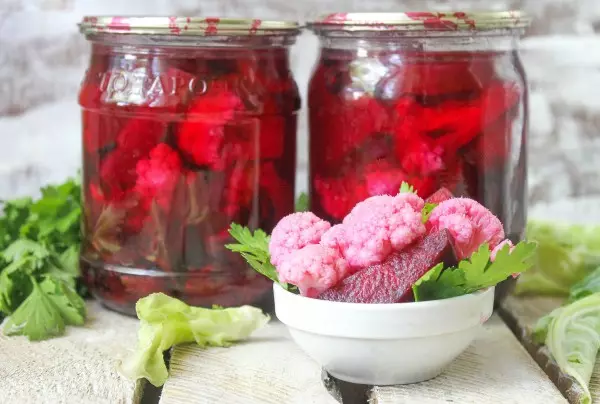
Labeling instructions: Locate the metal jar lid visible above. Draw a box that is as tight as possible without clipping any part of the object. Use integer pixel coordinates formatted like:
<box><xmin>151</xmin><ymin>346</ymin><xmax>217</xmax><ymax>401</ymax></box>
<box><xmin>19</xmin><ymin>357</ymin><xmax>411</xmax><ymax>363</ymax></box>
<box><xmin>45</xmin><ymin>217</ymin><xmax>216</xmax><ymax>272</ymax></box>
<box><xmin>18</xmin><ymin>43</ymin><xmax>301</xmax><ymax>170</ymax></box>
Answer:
<box><xmin>308</xmin><ymin>11</ymin><xmax>531</xmax><ymax>32</ymax></box>
<box><xmin>79</xmin><ymin>16</ymin><xmax>300</xmax><ymax>37</ymax></box>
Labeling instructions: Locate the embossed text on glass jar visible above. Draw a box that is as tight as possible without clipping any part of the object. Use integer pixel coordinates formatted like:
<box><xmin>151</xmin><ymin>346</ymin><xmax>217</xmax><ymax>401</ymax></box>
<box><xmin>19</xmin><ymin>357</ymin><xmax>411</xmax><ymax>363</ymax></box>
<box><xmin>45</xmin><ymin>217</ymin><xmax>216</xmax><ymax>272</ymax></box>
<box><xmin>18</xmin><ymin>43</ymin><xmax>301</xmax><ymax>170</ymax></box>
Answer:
<box><xmin>78</xmin><ymin>17</ymin><xmax>301</xmax><ymax>315</ymax></box>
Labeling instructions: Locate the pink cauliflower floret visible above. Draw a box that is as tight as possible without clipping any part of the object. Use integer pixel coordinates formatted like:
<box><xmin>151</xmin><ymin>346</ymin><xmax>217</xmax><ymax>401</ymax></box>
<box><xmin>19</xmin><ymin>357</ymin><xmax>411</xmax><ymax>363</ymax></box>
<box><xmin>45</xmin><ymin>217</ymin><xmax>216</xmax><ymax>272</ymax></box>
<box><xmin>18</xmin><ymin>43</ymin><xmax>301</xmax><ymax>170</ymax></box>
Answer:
<box><xmin>277</xmin><ymin>244</ymin><xmax>349</xmax><ymax>297</ymax></box>
<box><xmin>134</xmin><ymin>143</ymin><xmax>182</xmax><ymax>210</ymax></box>
<box><xmin>320</xmin><ymin>224</ymin><xmax>346</xmax><ymax>252</ymax></box>
<box><xmin>321</xmin><ymin>193</ymin><xmax>426</xmax><ymax>269</ymax></box>
<box><xmin>428</xmin><ymin>198</ymin><xmax>505</xmax><ymax>260</ymax></box>
<box><xmin>269</xmin><ymin>212</ymin><xmax>331</xmax><ymax>267</ymax></box>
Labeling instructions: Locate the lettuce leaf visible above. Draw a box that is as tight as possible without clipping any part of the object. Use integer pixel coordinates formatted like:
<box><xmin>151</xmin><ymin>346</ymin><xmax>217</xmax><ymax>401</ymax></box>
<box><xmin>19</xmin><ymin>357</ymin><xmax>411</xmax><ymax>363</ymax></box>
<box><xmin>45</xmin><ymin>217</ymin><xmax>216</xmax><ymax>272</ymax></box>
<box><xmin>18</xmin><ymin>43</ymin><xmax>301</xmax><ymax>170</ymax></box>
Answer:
<box><xmin>568</xmin><ymin>266</ymin><xmax>600</xmax><ymax>304</ymax></box>
<box><xmin>118</xmin><ymin>293</ymin><xmax>270</xmax><ymax>387</ymax></box>
<box><xmin>532</xmin><ymin>306</ymin><xmax>562</xmax><ymax>345</ymax></box>
<box><xmin>533</xmin><ymin>267</ymin><xmax>600</xmax><ymax>343</ymax></box>
<box><xmin>532</xmin><ymin>266</ymin><xmax>600</xmax><ymax>403</ymax></box>
<box><xmin>515</xmin><ymin>220</ymin><xmax>600</xmax><ymax>296</ymax></box>
<box><xmin>544</xmin><ymin>293</ymin><xmax>600</xmax><ymax>404</ymax></box>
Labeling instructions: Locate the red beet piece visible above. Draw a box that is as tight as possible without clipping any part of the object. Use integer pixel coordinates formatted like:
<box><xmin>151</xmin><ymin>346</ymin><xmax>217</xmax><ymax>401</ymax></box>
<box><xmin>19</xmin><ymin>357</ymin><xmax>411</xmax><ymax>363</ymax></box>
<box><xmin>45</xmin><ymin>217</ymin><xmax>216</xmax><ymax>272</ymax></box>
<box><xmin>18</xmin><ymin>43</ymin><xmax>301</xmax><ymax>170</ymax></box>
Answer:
<box><xmin>426</xmin><ymin>187</ymin><xmax>454</xmax><ymax>204</ymax></box>
<box><xmin>318</xmin><ymin>230</ymin><xmax>458</xmax><ymax>303</ymax></box>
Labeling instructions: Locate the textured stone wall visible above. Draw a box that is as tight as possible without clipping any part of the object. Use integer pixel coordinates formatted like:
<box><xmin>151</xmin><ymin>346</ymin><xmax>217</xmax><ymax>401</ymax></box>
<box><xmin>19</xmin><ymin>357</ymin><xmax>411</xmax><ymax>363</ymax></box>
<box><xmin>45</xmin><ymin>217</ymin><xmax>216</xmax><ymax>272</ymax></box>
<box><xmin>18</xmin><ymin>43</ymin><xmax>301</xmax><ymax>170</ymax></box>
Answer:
<box><xmin>1</xmin><ymin>0</ymin><xmax>599</xmax><ymax>205</ymax></box>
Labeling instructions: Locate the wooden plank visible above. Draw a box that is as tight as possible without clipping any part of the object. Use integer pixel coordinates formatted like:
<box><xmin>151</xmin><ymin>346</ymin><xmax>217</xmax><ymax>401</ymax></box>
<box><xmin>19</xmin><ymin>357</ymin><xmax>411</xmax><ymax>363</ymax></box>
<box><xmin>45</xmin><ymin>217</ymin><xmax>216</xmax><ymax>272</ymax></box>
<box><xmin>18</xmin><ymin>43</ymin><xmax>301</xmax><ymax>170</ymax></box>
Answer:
<box><xmin>160</xmin><ymin>320</ymin><xmax>337</xmax><ymax>404</ymax></box>
<box><xmin>0</xmin><ymin>301</ymin><xmax>142</xmax><ymax>404</ymax></box>
<box><xmin>500</xmin><ymin>295</ymin><xmax>600</xmax><ymax>404</ymax></box>
<box><xmin>371</xmin><ymin>314</ymin><xmax>566</xmax><ymax>404</ymax></box>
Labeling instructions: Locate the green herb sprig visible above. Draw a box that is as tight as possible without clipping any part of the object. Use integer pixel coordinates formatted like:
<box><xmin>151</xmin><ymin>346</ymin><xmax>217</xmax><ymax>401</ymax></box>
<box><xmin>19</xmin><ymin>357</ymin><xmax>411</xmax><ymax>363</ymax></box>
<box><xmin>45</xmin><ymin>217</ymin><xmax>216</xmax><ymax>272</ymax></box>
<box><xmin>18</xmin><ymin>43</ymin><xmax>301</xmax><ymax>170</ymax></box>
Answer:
<box><xmin>0</xmin><ymin>178</ymin><xmax>85</xmax><ymax>340</ymax></box>
<box><xmin>225</xmin><ymin>223</ymin><xmax>297</xmax><ymax>292</ymax></box>
<box><xmin>413</xmin><ymin>241</ymin><xmax>537</xmax><ymax>301</ymax></box>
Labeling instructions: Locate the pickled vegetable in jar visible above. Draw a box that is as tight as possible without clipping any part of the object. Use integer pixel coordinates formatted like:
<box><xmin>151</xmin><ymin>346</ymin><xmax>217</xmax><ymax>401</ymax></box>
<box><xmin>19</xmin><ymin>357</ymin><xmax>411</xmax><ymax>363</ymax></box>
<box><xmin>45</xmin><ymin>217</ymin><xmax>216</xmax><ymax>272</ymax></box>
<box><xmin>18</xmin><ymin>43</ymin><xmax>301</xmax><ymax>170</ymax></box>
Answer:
<box><xmin>307</xmin><ymin>12</ymin><xmax>531</xmax><ymax>302</ymax></box>
<box><xmin>78</xmin><ymin>16</ymin><xmax>300</xmax><ymax>315</ymax></box>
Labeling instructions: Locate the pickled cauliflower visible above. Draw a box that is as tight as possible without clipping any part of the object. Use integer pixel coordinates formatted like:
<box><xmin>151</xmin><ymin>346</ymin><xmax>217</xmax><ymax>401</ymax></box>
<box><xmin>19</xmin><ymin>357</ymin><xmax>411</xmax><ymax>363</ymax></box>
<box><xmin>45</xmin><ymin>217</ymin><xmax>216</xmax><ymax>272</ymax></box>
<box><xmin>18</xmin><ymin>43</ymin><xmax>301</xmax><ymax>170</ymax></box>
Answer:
<box><xmin>268</xmin><ymin>212</ymin><xmax>331</xmax><ymax>267</ymax></box>
<box><xmin>321</xmin><ymin>193</ymin><xmax>426</xmax><ymax>268</ymax></box>
<box><xmin>134</xmin><ymin>143</ymin><xmax>182</xmax><ymax>210</ymax></box>
<box><xmin>427</xmin><ymin>198</ymin><xmax>504</xmax><ymax>260</ymax></box>
<box><xmin>277</xmin><ymin>244</ymin><xmax>349</xmax><ymax>297</ymax></box>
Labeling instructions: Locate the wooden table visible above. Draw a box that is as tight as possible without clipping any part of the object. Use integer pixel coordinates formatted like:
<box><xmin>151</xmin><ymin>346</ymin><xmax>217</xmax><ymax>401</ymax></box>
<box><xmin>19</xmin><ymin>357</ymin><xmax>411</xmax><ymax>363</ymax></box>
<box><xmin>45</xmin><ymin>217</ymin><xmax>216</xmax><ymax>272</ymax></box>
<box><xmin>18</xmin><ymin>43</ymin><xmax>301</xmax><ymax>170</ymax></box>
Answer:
<box><xmin>0</xmin><ymin>296</ymin><xmax>585</xmax><ymax>404</ymax></box>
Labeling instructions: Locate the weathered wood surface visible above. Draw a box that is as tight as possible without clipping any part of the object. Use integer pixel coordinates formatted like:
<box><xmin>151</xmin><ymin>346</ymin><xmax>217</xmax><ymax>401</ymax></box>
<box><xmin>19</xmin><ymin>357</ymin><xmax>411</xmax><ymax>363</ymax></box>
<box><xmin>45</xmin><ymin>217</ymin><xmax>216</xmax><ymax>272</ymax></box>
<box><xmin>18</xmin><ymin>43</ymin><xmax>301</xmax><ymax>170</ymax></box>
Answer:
<box><xmin>0</xmin><ymin>300</ymin><xmax>574</xmax><ymax>404</ymax></box>
<box><xmin>160</xmin><ymin>320</ymin><xmax>337</xmax><ymax>404</ymax></box>
<box><xmin>0</xmin><ymin>301</ymin><xmax>142</xmax><ymax>404</ymax></box>
<box><xmin>162</xmin><ymin>314</ymin><xmax>565</xmax><ymax>404</ymax></box>
<box><xmin>371</xmin><ymin>314</ymin><xmax>567</xmax><ymax>404</ymax></box>
<box><xmin>501</xmin><ymin>295</ymin><xmax>600</xmax><ymax>404</ymax></box>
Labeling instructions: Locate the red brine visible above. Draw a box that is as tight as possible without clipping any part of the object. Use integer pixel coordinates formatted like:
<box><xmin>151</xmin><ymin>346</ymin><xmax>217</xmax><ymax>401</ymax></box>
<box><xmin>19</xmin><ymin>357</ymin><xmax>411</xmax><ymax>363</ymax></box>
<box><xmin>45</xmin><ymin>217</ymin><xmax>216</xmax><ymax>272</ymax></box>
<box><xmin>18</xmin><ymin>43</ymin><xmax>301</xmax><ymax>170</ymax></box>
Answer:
<box><xmin>308</xmin><ymin>48</ymin><xmax>528</xmax><ymax>246</ymax></box>
<box><xmin>79</xmin><ymin>19</ymin><xmax>300</xmax><ymax>315</ymax></box>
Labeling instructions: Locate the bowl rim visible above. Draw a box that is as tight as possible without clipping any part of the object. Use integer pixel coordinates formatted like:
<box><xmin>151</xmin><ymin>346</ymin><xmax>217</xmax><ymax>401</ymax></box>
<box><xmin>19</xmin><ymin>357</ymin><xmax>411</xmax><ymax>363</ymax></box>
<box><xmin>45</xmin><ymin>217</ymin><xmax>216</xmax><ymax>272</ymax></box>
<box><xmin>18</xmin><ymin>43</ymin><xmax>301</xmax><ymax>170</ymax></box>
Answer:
<box><xmin>273</xmin><ymin>282</ymin><xmax>491</xmax><ymax>309</ymax></box>
<box><xmin>273</xmin><ymin>283</ymin><xmax>495</xmax><ymax>338</ymax></box>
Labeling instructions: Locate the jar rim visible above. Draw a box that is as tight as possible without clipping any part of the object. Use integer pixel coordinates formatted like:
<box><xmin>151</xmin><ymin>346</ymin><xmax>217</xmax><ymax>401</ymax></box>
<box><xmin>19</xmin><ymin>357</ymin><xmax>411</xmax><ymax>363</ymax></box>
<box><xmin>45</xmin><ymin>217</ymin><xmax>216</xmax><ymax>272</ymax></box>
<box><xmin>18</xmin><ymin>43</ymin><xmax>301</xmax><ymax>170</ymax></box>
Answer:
<box><xmin>308</xmin><ymin>11</ymin><xmax>531</xmax><ymax>32</ymax></box>
<box><xmin>79</xmin><ymin>16</ymin><xmax>301</xmax><ymax>37</ymax></box>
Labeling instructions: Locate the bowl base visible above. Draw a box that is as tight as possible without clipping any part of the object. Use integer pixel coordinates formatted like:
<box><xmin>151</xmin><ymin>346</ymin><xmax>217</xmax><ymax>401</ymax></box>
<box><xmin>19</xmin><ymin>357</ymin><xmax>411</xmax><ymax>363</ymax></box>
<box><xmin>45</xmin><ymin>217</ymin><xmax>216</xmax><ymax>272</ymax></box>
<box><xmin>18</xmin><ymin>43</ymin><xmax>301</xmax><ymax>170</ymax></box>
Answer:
<box><xmin>326</xmin><ymin>367</ymin><xmax>443</xmax><ymax>386</ymax></box>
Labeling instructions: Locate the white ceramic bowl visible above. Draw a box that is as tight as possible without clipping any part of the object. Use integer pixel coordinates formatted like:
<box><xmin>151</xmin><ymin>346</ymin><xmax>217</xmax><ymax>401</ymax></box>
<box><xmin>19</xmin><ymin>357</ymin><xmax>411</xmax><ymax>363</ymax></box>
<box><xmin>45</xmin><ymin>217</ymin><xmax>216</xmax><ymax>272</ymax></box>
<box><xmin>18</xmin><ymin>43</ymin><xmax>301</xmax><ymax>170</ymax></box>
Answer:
<box><xmin>274</xmin><ymin>284</ymin><xmax>494</xmax><ymax>385</ymax></box>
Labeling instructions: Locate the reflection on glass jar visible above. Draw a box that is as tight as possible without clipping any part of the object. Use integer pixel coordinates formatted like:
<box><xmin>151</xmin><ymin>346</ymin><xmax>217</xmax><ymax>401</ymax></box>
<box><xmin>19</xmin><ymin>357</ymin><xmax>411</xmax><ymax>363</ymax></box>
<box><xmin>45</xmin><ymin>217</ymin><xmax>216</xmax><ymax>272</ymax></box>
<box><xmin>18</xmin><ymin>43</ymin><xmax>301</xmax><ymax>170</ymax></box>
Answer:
<box><xmin>307</xmin><ymin>12</ymin><xmax>530</xmax><ymax>301</ymax></box>
<box><xmin>78</xmin><ymin>17</ymin><xmax>301</xmax><ymax>315</ymax></box>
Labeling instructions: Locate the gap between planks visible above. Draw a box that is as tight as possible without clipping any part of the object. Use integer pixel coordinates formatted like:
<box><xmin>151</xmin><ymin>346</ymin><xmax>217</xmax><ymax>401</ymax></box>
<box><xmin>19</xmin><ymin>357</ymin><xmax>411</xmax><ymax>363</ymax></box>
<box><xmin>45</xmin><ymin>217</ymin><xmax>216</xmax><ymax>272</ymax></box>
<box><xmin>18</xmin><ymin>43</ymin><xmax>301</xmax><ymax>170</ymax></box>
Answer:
<box><xmin>160</xmin><ymin>314</ymin><xmax>565</xmax><ymax>404</ymax></box>
<box><xmin>370</xmin><ymin>314</ymin><xmax>566</xmax><ymax>404</ymax></box>
<box><xmin>159</xmin><ymin>320</ymin><xmax>337</xmax><ymax>404</ymax></box>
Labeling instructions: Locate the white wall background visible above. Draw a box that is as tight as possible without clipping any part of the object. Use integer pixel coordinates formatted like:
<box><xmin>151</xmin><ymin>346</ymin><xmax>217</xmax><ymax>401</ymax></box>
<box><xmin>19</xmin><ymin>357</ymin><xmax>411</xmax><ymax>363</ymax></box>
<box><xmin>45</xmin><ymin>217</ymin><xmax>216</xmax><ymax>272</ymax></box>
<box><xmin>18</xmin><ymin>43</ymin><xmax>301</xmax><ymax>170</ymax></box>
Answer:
<box><xmin>1</xmin><ymin>0</ymin><xmax>599</xmax><ymax>203</ymax></box>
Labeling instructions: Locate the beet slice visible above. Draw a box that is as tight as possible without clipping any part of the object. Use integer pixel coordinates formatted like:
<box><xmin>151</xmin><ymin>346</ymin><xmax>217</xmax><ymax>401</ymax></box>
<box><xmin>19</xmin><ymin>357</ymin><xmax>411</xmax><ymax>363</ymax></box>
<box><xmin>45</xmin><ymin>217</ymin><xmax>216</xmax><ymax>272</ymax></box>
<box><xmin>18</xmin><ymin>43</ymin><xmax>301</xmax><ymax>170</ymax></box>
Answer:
<box><xmin>425</xmin><ymin>187</ymin><xmax>454</xmax><ymax>204</ymax></box>
<box><xmin>317</xmin><ymin>230</ymin><xmax>458</xmax><ymax>303</ymax></box>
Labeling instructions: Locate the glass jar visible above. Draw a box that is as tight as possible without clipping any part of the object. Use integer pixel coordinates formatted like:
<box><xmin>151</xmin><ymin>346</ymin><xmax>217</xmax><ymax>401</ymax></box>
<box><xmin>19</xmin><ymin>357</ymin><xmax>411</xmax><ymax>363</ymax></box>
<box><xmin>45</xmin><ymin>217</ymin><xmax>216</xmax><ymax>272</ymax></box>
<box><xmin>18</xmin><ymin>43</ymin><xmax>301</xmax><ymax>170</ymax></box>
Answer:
<box><xmin>78</xmin><ymin>17</ymin><xmax>300</xmax><ymax>315</ymax></box>
<box><xmin>307</xmin><ymin>12</ymin><xmax>530</xmax><ymax>301</ymax></box>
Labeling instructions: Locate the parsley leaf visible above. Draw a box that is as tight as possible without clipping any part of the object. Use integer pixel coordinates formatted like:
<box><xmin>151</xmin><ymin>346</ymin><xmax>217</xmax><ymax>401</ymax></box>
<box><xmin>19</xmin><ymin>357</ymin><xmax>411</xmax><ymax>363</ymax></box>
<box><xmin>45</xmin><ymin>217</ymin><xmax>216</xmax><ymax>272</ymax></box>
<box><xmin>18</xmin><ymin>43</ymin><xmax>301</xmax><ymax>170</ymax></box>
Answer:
<box><xmin>1</xmin><ymin>274</ymin><xmax>85</xmax><ymax>340</ymax></box>
<box><xmin>460</xmin><ymin>242</ymin><xmax>537</xmax><ymax>293</ymax></box>
<box><xmin>397</xmin><ymin>182</ymin><xmax>435</xmax><ymax>222</ymax></box>
<box><xmin>20</xmin><ymin>178</ymin><xmax>81</xmax><ymax>252</ymax></box>
<box><xmin>40</xmin><ymin>277</ymin><xmax>86</xmax><ymax>326</ymax></box>
<box><xmin>3</xmin><ymin>278</ymin><xmax>66</xmax><ymax>341</ymax></box>
<box><xmin>89</xmin><ymin>204</ymin><xmax>127</xmax><ymax>254</ymax></box>
<box><xmin>422</xmin><ymin>202</ymin><xmax>437</xmax><ymax>223</ymax></box>
<box><xmin>413</xmin><ymin>241</ymin><xmax>537</xmax><ymax>301</ymax></box>
<box><xmin>399</xmin><ymin>182</ymin><xmax>416</xmax><ymax>194</ymax></box>
<box><xmin>0</xmin><ymin>198</ymin><xmax>32</xmax><ymax>251</ymax></box>
<box><xmin>55</xmin><ymin>245</ymin><xmax>80</xmax><ymax>279</ymax></box>
<box><xmin>225</xmin><ymin>223</ymin><xmax>297</xmax><ymax>292</ymax></box>
<box><xmin>3</xmin><ymin>239</ymin><xmax>50</xmax><ymax>264</ymax></box>
<box><xmin>0</xmin><ymin>176</ymin><xmax>85</xmax><ymax>339</ymax></box>
<box><xmin>295</xmin><ymin>193</ymin><xmax>309</xmax><ymax>212</ymax></box>
<box><xmin>412</xmin><ymin>263</ymin><xmax>466</xmax><ymax>301</ymax></box>
<box><xmin>0</xmin><ymin>260</ymin><xmax>34</xmax><ymax>314</ymax></box>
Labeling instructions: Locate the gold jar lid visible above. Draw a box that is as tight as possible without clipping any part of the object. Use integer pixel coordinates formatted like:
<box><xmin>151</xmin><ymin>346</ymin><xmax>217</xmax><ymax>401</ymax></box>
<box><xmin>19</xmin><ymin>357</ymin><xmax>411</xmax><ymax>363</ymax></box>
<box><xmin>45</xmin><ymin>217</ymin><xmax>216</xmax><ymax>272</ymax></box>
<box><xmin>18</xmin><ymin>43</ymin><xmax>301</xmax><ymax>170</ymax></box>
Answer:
<box><xmin>308</xmin><ymin>11</ymin><xmax>531</xmax><ymax>32</ymax></box>
<box><xmin>79</xmin><ymin>16</ymin><xmax>300</xmax><ymax>36</ymax></box>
